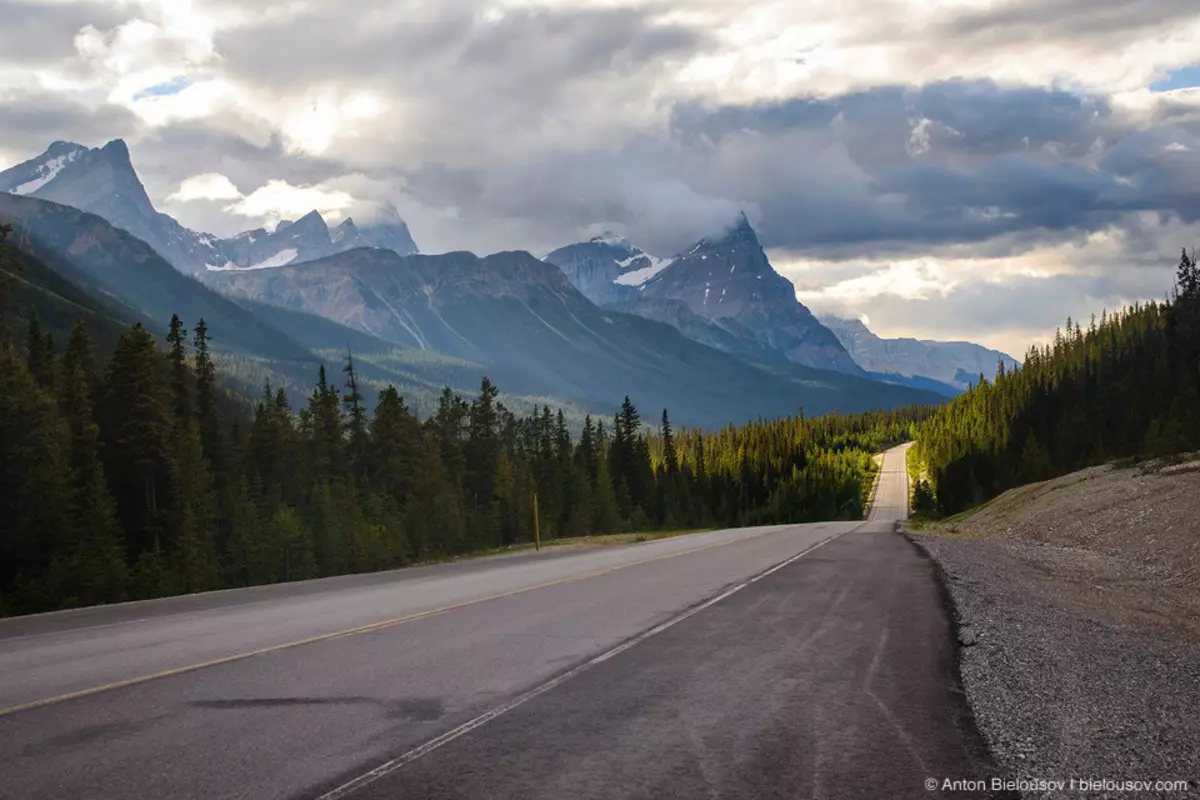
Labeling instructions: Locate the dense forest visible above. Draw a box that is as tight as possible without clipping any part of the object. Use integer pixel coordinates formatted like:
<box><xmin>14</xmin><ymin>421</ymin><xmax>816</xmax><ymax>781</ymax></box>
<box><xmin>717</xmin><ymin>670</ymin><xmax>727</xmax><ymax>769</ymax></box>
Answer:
<box><xmin>912</xmin><ymin>250</ymin><xmax>1200</xmax><ymax>516</ymax></box>
<box><xmin>0</xmin><ymin>222</ymin><xmax>928</xmax><ymax>616</ymax></box>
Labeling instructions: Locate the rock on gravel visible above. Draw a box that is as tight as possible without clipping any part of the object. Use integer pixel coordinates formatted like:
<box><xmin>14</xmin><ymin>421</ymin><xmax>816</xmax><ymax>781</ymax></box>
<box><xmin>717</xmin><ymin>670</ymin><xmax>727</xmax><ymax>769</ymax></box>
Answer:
<box><xmin>909</xmin><ymin>458</ymin><xmax>1200</xmax><ymax>799</ymax></box>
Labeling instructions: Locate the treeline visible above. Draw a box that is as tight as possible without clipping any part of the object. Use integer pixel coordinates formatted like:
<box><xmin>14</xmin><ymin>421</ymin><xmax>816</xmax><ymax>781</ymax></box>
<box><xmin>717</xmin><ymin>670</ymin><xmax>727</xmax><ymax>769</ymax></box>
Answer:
<box><xmin>912</xmin><ymin>250</ymin><xmax>1200</xmax><ymax>516</ymax></box>
<box><xmin>0</xmin><ymin>226</ymin><xmax>930</xmax><ymax>615</ymax></box>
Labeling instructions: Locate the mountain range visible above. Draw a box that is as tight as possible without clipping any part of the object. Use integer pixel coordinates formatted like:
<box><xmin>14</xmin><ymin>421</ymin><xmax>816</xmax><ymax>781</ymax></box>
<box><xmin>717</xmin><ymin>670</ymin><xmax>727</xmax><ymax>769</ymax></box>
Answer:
<box><xmin>1</xmin><ymin>136</ymin><xmax>1015</xmax><ymax>426</ymax></box>
<box><xmin>0</xmin><ymin>140</ymin><xmax>417</xmax><ymax>276</ymax></box>
<box><xmin>819</xmin><ymin>316</ymin><xmax>1019</xmax><ymax>392</ymax></box>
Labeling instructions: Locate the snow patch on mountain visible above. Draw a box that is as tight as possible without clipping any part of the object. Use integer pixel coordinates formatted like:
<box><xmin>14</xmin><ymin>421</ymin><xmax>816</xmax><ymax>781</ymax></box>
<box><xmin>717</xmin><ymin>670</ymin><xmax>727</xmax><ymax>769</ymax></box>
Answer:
<box><xmin>11</xmin><ymin>152</ymin><xmax>81</xmax><ymax>195</ymax></box>
<box><xmin>614</xmin><ymin>256</ymin><xmax>673</xmax><ymax>286</ymax></box>
<box><xmin>248</xmin><ymin>248</ymin><xmax>299</xmax><ymax>269</ymax></box>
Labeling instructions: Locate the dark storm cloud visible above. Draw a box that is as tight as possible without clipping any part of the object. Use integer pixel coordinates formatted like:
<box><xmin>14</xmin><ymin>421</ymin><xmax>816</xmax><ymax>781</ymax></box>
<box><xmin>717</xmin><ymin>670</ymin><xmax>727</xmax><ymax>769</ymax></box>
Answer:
<box><xmin>0</xmin><ymin>91</ymin><xmax>140</xmax><ymax>153</ymax></box>
<box><xmin>672</xmin><ymin>81</ymin><xmax>1115</xmax><ymax>162</ymax></box>
<box><xmin>651</xmin><ymin>80</ymin><xmax>1200</xmax><ymax>260</ymax></box>
<box><xmin>0</xmin><ymin>0</ymin><xmax>125</xmax><ymax>63</ymax></box>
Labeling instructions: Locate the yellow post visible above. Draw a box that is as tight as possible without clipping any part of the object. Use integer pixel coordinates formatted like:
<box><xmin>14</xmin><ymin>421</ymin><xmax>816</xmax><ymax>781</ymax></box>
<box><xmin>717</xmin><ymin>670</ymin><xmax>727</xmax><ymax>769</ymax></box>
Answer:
<box><xmin>533</xmin><ymin>492</ymin><xmax>541</xmax><ymax>551</ymax></box>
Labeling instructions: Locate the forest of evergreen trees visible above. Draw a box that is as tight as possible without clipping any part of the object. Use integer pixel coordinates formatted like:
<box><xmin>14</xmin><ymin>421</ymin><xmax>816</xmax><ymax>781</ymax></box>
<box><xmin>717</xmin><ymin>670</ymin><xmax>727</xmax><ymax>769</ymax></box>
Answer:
<box><xmin>912</xmin><ymin>250</ymin><xmax>1200</xmax><ymax>516</ymax></box>
<box><xmin>0</xmin><ymin>222</ymin><xmax>929</xmax><ymax>616</ymax></box>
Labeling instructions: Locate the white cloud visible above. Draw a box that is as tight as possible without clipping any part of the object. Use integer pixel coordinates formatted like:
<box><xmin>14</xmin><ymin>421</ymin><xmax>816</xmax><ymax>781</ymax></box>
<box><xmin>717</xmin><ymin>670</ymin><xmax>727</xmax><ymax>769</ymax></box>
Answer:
<box><xmin>167</xmin><ymin>172</ymin><xmax>242</xmax><ymax>202</ymax></box>
<box><xmin>223</xmin><ymin>178</ymin><xmax>356</xmax><ymax>222</ymax></box>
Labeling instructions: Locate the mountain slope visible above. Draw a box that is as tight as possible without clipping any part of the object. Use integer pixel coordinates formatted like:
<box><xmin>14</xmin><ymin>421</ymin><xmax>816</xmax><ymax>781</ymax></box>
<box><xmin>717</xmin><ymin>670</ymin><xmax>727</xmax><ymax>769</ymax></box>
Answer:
<box><xmin>1</xmin><ymin>224</ymin><xmax>146</xmax><ymax>355</ymax></box>
<box><xmin>202</xmin><ymin>246</ymin><xmax>942</xmax><ymax>426</ymax></box>
<box><xmin>820</xmin><ymin>316</ymin><xmax>1019</xmax><ymax>391</ymax></box>
<box><xmin>0</xmin><ymin>192</ymin><xmax>314</xmax><ymax>361</ymax></box>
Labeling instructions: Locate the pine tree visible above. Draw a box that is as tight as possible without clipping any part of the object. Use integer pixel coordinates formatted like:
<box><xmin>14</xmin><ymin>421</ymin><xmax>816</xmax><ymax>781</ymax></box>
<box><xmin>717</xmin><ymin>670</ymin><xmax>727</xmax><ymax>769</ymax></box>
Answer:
<box><xmin>59</xmin><ymin>321</ymin><xmax>127</xmax><ymax>605</ymax></box>
<box><xmin>0</xmin><ymin>335</ymin><xmax>75</xmax><ymax>612</ymax></box>
<box><xmin>465</xmin><ymin>377</ymin><xmax>500</xmax><ymax>503</ymax></box>
<box><xmin>25</xmin><ymin>307</ymin><xmax>55</xmax><ymax>389</ymax></box>
<box><xmin>102</xmin><ymin>323</ymin><xmax>172</xmax><ymax>560</ymax></box>
<box><xmin>192</xmin><ymin>318</ymin><xmax>223</xmax><ymax>471</ymax></box>
<box><xmin>170</xmin><ymin>421</ymin><xmax>219</xmax><ymax>593</ymax></box>
<box><xmin>342</xmin><ymin>350</ymin><xmax>368</xmax><ymax>473</ymax></box>
<box><xmin>367</xmin><ymin>386</ymin><xmax>419</xmax><ymax>500</ymax></box>
<box><xmin>166</xmin><ymin>314</ymin><xmax>191</xmax><ymax>427</ymax></box>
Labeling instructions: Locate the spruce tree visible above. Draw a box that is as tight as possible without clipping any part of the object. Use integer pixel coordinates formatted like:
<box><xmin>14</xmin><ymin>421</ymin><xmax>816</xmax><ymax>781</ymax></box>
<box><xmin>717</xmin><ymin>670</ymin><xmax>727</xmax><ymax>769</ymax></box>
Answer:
<box><xmin>166</xmin><ymin>314</ymin><xmax>191</xmax><ymax>427</ymax></box>
<box><xmin>102</xmin><ymin>323</ymin><xmax>172</xmax><ymax>560</ymax></box>
<box><xmin>342</xmin><ymin>350</ymin><xmax>368</xmax><ymax>472</ymax></box>
<box><xmin>25</xmin><ymin>307</ymin><xmax>55</xmax><ymax>389</ymax></box>
<box><xmin>192</xmin><ymin>318</ymin><xmax>223</xmax><ymax>470</ymax></box>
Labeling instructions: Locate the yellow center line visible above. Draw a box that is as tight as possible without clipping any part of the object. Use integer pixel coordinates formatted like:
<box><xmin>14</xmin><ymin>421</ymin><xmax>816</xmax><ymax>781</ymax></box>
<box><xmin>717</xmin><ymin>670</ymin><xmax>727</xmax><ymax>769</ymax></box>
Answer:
<box><xmin>0</xmin><ymin>525</ymin><xmax>801</xmax><ymax>718</ymax></box>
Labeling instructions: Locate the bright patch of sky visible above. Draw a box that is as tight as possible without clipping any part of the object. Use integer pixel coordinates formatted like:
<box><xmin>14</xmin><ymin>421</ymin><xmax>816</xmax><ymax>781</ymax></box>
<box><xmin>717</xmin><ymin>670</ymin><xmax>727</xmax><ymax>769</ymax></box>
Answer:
<box><xmin>133</xmin><ymin>74</ymin><xmax>195</xmax><ymax>99</ymax></box>
<box><xmin>1150</xmin><ymin>65</ymin><xmax>1200</xmax><ymax>92</ymax></box>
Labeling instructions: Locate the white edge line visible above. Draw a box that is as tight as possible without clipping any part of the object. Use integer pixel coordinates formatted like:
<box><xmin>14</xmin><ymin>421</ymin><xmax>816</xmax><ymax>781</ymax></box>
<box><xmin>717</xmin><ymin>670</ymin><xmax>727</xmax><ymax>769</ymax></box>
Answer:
<box><xmin>315</xmin><ymin>526</ymin><xmax>856</xmax><ymax>800</ymax></box>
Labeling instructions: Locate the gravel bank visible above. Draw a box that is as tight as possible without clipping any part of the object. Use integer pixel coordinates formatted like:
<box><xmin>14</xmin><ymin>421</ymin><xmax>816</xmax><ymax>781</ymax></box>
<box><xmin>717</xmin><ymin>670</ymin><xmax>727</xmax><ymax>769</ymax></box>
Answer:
<box><xmin>909</xmin><ymin>458</ymin><xmax>1200</xmax><ymax>799</ymax></box>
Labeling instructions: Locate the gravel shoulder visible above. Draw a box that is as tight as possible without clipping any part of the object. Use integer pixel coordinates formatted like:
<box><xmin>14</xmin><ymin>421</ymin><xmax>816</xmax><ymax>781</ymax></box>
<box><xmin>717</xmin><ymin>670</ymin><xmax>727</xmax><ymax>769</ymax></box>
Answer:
<box><xmin>908</xmin><ymin>457</ymin><xmax>1200</xmax><ymax>799</ymax></box>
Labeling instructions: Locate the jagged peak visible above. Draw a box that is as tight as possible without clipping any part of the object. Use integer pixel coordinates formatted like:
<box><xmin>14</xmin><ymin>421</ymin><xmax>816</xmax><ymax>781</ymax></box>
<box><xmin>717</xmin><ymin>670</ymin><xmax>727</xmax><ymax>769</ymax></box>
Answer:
<box><xmin>288</xmin><ymin>209</ymin><xmax>330</xmax><ymax>236</ymax></box>
<box><xmin>99</xmin><ymin>138</ymin><xmax>132</xmax><ymax>163</ymax></box>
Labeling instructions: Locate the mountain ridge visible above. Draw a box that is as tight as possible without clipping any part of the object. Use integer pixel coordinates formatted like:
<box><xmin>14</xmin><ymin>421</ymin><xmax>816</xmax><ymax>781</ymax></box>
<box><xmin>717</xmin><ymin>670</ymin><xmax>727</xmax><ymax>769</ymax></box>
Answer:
<box><xmin>819</xmin><ymin>315</ymin><xmax>1020</xmax><ymax>391</ymax></box>
<box><xmin>200</xmin><ymin>245</ymin><xmax>943</xmax><ymax>426</ymax></box>
<box><xmin>0</xmin><ymin>139</ymin><xmax>419</xmax><ymax>275</ymax></box>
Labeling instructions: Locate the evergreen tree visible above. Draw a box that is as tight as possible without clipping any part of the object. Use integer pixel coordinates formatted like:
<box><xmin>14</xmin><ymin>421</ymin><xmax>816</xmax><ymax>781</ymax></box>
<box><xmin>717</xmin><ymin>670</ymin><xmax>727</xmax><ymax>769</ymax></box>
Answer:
<box><xmin>25</xmin><ymin>307</ymin><xmax>55</xmax><ymax>389</ymax></box>
<box><xmin>170</xmin><ymin>421</ymin><xmax>219</xmax><ymax>593</ymax></box>
<box><xmin>59</xmin><ymin>321</ymin><xmax>127</xmax><ymax>605</ymax></box>
<box><xmin>166</xmin><ymin>314</ymin><xmax>191</xmax><ymax>427</ymax></box>
<box><xmin>465</xmin><ymin>377</ymin><xmax>500</xmax><ymax>503</ymax></box>
<box><xmin>101</xmin><ymin>323</ymin><xmax>172</xmax><ymax>560</ymax></box>
<box><xmin>342</xmin><ymin>350</ymin><xmax>368</xmax><ymax>472</ymax></box>
<box><xmin>192</xmin><ymin>318</ymin><xmax>223</xmax><ymax>470</ymax></box>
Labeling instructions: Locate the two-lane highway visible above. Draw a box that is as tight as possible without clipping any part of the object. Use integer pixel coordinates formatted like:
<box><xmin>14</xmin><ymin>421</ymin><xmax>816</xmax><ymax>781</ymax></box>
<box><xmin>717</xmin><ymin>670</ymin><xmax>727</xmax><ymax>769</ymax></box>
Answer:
<box><xmin>0</xmin><ymin>444</ymin><xmax>1002</xmax><ymax>799</ymax></box>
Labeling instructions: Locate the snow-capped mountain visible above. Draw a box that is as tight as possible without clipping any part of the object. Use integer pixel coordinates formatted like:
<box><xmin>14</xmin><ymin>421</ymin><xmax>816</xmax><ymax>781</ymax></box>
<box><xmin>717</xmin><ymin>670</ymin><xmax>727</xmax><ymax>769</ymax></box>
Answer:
<box><xmin>541</xmin><ymin>233</ymin><xmax>672</xmax><ymax>306</ymax></box>
<box><xmin>0</xmin><ymin>139</ymin><xmax>229</xmax><ymax>275</ymax></box>
<box><xmin>819</xmin><ymin>315</ymin><xmax>1020</xmax><ymax>391</ymax></box>
<box><xmin>546</xmin><ymin>214</ymin><xmax>860</xmax><ymax>374</ymax></box>
<box><xmin>0</xmin><ymin>141</ymin><xmax>89</xmax><ymax>195</ymax></box>
<box><xmin>0</xmin><ymin>140</ymin><xmax>420</xmax><ymax>275</ymax></box>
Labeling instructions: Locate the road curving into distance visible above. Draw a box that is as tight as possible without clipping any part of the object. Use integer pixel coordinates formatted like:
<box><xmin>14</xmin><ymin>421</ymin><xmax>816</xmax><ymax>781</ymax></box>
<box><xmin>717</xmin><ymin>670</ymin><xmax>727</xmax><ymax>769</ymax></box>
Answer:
<box><xmin>0</xmin><ymin>443</ymin><xmax>1004</xmax><ymax>799</ymax></box>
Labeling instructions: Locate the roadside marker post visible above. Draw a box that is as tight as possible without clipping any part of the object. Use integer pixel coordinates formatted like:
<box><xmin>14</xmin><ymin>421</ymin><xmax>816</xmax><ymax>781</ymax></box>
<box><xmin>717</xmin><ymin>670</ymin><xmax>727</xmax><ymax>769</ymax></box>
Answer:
<box><xmin>533</xmin><ymin>492</ymin><xmax>541</xmax><ymax>551</ymax></box>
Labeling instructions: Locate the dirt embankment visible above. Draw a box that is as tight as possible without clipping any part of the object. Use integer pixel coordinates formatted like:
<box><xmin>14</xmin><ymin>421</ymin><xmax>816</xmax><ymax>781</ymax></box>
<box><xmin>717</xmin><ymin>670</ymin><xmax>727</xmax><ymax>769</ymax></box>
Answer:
<box><xmin>910</xmin><ymin>457</ymin><xmax>1200</xmax><ymax>798</ymax></box>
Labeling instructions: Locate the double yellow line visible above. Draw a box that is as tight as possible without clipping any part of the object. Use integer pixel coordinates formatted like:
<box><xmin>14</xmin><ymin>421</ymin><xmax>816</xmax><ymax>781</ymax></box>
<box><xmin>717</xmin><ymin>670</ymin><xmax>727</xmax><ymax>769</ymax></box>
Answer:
<box><xmin>0</xmin><ymin>528</ymin><xmax>785</xmax><ymax>718</ymax></box>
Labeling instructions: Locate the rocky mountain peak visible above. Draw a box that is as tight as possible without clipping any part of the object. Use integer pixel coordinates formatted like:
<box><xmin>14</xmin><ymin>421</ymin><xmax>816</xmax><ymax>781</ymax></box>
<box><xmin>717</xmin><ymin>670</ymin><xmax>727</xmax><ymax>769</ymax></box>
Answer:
<box><xmin>98</xmin><ymin>138</ymin><xmax>133</xmax><ymax>165</ymax></box>
<box><xmin>630</xmin><ymin>211</ymin><xmax>861</xmax><ymax>374</ymax></box>
<box><xmin>332</xmin><ymin>217</ymin><xmax>360</xmax><ymax>244</ymax></box>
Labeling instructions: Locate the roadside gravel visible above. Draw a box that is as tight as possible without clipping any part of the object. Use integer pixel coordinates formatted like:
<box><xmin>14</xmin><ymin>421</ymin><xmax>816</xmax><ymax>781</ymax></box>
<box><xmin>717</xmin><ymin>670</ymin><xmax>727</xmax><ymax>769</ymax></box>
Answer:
<box><xmin>909</xmin><ymin>458</ymin><xmax>1200</xmax><ymax>799</ymax></box>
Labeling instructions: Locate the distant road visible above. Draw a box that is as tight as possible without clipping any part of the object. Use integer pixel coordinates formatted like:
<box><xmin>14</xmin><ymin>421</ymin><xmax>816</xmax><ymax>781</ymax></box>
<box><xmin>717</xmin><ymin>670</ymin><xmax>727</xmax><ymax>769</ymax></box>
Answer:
<box><xmin>0</xmin><ymin>444</ymin><xmax>1002</xmax><ymax>799</ymax></box>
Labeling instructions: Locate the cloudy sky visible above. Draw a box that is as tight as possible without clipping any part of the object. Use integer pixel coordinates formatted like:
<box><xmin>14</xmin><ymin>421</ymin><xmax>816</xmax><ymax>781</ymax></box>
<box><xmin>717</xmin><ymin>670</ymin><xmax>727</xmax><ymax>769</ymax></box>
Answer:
<box><xmin>3</xmin><ymin>0</ymin><xmax>1200</xmax><ymax>356</ymax></box>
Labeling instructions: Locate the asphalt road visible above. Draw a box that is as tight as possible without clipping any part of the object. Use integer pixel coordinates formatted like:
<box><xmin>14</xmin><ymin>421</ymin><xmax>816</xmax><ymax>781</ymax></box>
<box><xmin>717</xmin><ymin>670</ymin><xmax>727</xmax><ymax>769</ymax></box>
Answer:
<box><xmin>0</xmin><ymin>443</ymin><xmax>1003</xmax><ymax>799</ymax></box>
